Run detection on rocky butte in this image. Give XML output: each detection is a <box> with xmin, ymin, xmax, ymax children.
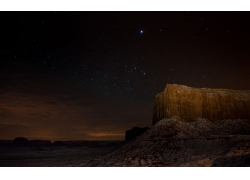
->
<box><xmin>153</xmin><ymin>84</ymin><xmax>250</xmax><ymax>124</ymax></box>
<box><xmin>87</xmin><ymin>84</ymin><xmax>250</xmax><ymax>167</ymax></box>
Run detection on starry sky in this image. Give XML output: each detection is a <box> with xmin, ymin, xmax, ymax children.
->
<box><xmin>1</xmin><ymin>12</ymin><xmax>250</xmax><ymax>141</ymax></box>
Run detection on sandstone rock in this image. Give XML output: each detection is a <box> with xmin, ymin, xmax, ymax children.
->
<box><xmin>153</xmin><ymin>84</ymin><xmax>250</xmax><ymax>124</ymax></box>
<box><xmin>125</xmin><ymin>127</ymin><xmax>149</xmax><ymax>141</ymax></box>
<box><xmin>87</xmin><ymin>117</ymin><xmax>250</xmax><ymax>167</ymax></box>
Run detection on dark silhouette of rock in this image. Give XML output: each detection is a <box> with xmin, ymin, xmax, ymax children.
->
<box><xmin>13</xmin><ymin>137</ymin><xmax>29</xmax><ymax>146</ymax></box>
<box><xmin>153</xmin><ymin>84</ymin><xmax>250</xmax><ymax>124</ymax></box>
<box><xmin>125</xmin><ymin>127</ymin><xmax>149</xmax><ymax>141</ymax></box>
<box><xmin>29</xmin><ymin>140</ymin><xmax>51</xmax><ymax>147</ymax></box>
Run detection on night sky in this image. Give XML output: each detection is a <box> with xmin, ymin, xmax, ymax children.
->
<box><xmin>1</xmin><ymin>12</ymin><xmax>250</xmax><ymax>141</ymax></box>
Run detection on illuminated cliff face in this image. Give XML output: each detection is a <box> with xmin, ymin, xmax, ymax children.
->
<box><xmin>153</xmin><ymin>84</ymin><xmax>250</xmax><ymax>124</ymax></box>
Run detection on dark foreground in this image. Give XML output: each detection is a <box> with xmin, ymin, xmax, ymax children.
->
<box><xmin>0</xmin><ymin>141</ymin><xmax>124</xmax><ymax>167</ymax></box>
<box><xmin>1</xmin><ymin>118</ymin><xmax>250</xmax><ymax>167</ymax></box>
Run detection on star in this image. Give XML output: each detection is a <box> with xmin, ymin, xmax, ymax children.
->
<box><xmin>140</xmin><ymin>30</ymin><xmax>144</xmax><ymax>34</ymax></box>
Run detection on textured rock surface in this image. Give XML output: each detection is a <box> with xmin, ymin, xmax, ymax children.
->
<box><xmin>153</xmin><ymin>84</ymin><xmax>250</xmax><ymax>124</ymax></box>
<box><xmin>125</xmin><ymin>127</ymin><xmax>149</xmax><ymax>141</ymax></box>
<box><xmin>87</xmin><ymin>117</ymin><xmax>250</xmax><ymax>167</ymax></box>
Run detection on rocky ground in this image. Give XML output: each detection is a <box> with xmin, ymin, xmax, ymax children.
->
<box><xmin>86</xmin><ymin>117</ymin><xmax>250</xmax><ymax>167</ymax></box>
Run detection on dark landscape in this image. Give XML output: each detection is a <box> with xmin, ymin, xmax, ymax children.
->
<box><xmin>1</xmin><ymin>11</ymin><xmax>250</xmax><ymax>167</ymax></box>
<box><xmin>1</xmin><ymin>84</ymin><xmax>250</xmax><ymax>167</ymax></box>
<box><xmin>0</xmin><ymin>139</ymin><xmax>124</xmax><ymax>166</ymax></box>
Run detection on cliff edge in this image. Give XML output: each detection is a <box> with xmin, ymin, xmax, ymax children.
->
<box><xmin>153</xmin><ymin>84</ymin><xmax>250</xmax><ymax>124</ymax></box>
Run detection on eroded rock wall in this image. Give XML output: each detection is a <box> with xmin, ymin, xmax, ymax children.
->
<box><xmin>153</xmin><ymin>84</ymin><xmax>250</xmax><ymax>124</ymax></box>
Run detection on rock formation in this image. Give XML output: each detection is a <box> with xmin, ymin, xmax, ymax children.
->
<box><xmin>13</xmin><ymin>137</ymin><xmax>29</xmax><ymax>146</ymax></box>
<box><xmin>81</xmin><ymin>84</ymin><xmax>250</xmax><ymax>167</ymax></box>
<box><xmin>153</xmin><ymin>84</ymin><xmax>250</xmax><ymax>124</ymax></box>
<box><xmin>88</xmin><ymin>117</ymin><xmax>250</xmax><ymax>167</ymax></box>
<box><xmin>29</xmin><ymin>140</ymin><xmax>51</xmax><ymax>147</ymax></box>
<box><xmin>125</xmin><ymin>127</ymin><xmax>149</xmax><ymax>141</ymax></box>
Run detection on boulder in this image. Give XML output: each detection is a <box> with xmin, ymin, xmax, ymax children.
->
<box><xmin>153</xmin><ymin>84</ymin><xmax>250</xmax><ymax>124</ymax></box>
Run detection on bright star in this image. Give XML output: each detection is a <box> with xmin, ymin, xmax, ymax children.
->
<box><xmin>140</xmin><ymin>30</ymin><xmax>143</xmax><ymax>34</ymax></box>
